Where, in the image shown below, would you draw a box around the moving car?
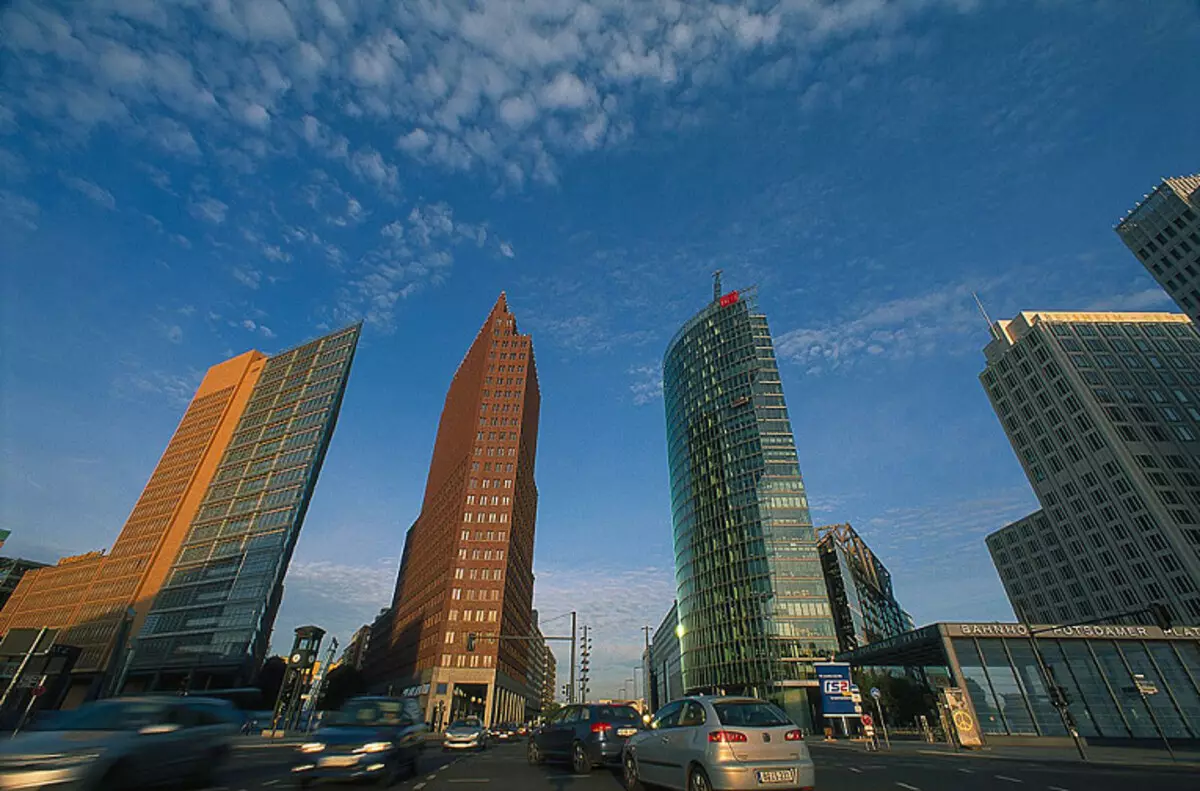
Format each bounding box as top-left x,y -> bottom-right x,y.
443,717 -> 487,751
621,696 -> 815,791
0,695 -> 238,790
292,695 -> 426,787
490,723 -> 519,742
527,703 -> 644,774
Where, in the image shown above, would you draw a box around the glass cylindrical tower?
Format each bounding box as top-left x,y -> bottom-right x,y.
663,286 -> 837,726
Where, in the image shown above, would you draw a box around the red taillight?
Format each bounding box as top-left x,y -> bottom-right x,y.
590,722 -> 613,734
708,730 -> 748,743
785,730 -> 802,741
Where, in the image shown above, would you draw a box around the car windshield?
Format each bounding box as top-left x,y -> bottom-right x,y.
328,700 -> 404,727
712,701 -> 792,727
38,700 -> 170,731
450,718 -> 481,729
595,706 -> 642,722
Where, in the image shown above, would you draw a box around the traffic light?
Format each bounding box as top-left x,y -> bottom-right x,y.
1148,602 -> 1173,632
467,633 -> 476,652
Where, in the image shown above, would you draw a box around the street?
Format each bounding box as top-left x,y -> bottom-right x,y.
206,740 -> 1199,791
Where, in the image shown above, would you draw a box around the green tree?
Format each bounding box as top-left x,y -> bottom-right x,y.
852,670 -> 937,727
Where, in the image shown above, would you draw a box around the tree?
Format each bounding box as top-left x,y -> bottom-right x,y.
852,670 -> 937,727
319,665 -> 367,711
256,656 -> 288,710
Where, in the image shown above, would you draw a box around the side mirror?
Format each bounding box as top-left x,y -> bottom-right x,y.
139,723 -> 181,735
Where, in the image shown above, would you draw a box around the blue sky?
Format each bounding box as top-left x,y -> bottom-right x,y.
2,0 -> 1198,698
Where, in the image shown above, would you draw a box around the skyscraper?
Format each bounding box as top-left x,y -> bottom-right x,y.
662,281 -> 837,729
367,294 -> 539,727
981,311 -> 1200,627
0,326 -> 359,703
1116,175 -> 1200,322
816,523 -> 914,653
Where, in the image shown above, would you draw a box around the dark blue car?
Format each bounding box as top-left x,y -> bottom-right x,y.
293,696 -> 426,787
527,703 -> 644,774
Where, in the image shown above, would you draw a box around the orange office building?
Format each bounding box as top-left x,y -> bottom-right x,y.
0,326 -> 359,704
366,294 -> 540,727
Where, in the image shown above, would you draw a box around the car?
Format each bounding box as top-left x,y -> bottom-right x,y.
443,717 -> 487,751
292,695 -> 427,787
621,696 -> 815,791
0,695 -> 238,790
490,723 -> 518,742
527,703 -> 644,774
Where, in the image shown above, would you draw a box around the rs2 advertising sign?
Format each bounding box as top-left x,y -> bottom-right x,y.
815,662 -> 857,717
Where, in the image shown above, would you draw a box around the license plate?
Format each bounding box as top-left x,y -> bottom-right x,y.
757,769 -> 796,784
319,755 -> 360,767
617,728 -> 638,737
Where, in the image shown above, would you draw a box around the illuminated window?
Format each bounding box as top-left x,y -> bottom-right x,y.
489,610 -> 497,622
455,568 -> 464,579
452,588 -> 461,600
445,631 -> 456,644
463,513 -> 472,522
442,654 -> 451,666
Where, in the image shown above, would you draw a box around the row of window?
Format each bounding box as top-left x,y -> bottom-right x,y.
450,587 -> 501,601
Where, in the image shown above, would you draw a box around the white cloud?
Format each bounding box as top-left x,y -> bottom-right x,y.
396,128 -> 431,153
498,96 -> 538,129
499,241 -> 515,258
232,267 -> 262,288
541,72 -> 592,109
628,364 -> 664,406
349,148 -> 400,189
262,244 -> 292,262
188,196 -> 228,224
1083,287 -> 1176,312
164,324 -> 183,344
0,189 -> 39,231
60,174 -> 116,209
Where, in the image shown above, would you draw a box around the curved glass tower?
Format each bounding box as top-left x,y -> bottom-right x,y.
663,285 -> 836,725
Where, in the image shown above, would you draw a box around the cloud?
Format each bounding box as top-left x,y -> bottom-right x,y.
628,365 -> 664,406
499,241 -> 515,259
165,324 -> 183,344
112,362 -> 203,409
59,173 -> 116,209
188,196 -> 228,224
262,244 -> 292,263
1083,287 -> 1176,312
273,558 -> 398,656
0,189 -> 39,231
349,148 -> 400,190
232,267 -> 262,288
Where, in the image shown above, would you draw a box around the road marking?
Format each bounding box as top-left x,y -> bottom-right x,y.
448,781 -> 490,784
262,782 -> 278,788
1048,787 -> 1069,791
849,767 -> 863,773
414,784 -> 426,790
995,776 -> 1022,784
440,764 -> 451,770
427,775 -> 438,780
959,768 -> 974,773
896,783 -> 921,791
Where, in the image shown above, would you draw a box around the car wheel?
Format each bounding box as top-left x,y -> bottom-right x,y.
622,752 -> 646,791
571,741 -> 591,775
375,759 -> 399,787
527,741 -> 544,765
99,761 -> 134,791
688,765 -> 712,791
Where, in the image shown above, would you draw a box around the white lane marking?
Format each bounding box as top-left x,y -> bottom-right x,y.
414,784 -> 426,790
262,782 -> 278,788
995,777 -> 1023,784
849,767 -> 863,773
440,764 -> 451,770
959,768 -> 974,773
896,783 -> 921,791
1048,787 -> 1069,791
427,775 -> 438,780
448,781 -> 490,784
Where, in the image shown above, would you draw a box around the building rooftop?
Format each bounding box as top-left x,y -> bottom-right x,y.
1115,174 -> 1200,229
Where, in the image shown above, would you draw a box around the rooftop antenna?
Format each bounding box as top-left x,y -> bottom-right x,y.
973,291 -> 1002,341
713,269 -> 723,302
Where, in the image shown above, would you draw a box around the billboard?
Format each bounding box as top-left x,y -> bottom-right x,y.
815,662 -> 857,717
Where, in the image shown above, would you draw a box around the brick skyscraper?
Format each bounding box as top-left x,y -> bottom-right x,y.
366,294 -> 539,727
0,326 -> 359,703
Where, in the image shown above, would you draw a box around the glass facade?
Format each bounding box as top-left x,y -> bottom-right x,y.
817,523 -> 915,653
131,326 -> 359,680
663,289 -> 837,703
951,635 -> 1200,738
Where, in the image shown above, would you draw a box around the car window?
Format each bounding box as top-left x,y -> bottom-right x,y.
651,701 -> 684,730
596,706 -> 642,722
712,700 -> 792,727
678,701 -> 707,728
561,706 -> 580,724
167,704 -> 200,728
578,707 -> 591,721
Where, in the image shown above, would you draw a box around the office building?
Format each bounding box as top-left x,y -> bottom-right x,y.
524,610 -> 547,719
1116,175 -> 1200,322
340,625 -> 372,671
540,643 -> 556,710
118,325 -> 359,691
0,329 -> 356,704
646,602 -> 683,712
0,557 -> 48,612
367,294 -> 540,728
816,523 -> 915,653
662,280 -> 837,728
838,621 -> 1200,742
981,311 -> 1200,627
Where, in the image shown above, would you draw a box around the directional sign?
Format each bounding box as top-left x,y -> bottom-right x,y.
870,687 -> 881,700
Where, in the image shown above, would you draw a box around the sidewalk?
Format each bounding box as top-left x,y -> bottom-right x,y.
809,736 -> 1200,770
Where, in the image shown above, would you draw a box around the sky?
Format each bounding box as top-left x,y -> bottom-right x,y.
1,0 -> 1199,700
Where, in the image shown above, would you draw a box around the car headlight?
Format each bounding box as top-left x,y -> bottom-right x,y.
299,742 -> 326,753
355,742 -> 393,754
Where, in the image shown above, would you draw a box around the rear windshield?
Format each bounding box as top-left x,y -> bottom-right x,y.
712,701 -> 792,728
594,706 -> 641,722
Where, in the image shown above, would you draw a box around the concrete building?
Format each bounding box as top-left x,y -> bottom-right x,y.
524,611 -> 547,720
1116,175 -> 1200,322
662,279 -> 837,728
340,625 -> 372,671
366,294 -> 540,728
0,558 -> 48,612
0,325 -> 360,704
540,643 -> 556,711
816,523 -> 915,653
981,311 -> 1200,628
838,621 -> 1200,742
646,602 -> 683,713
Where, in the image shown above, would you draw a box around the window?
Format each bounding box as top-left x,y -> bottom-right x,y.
445,631 -> 456,644
452,588 -> 461,600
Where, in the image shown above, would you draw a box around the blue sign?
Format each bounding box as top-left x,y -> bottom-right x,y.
870,687 -> 881,700
815,662 -> 856,717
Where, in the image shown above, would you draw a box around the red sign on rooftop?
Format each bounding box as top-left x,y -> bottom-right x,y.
719,291 -> 740,308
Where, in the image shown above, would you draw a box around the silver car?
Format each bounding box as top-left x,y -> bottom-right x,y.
0,696 -> 238,790
442,717 -> 487,751
622,697 -> 815,791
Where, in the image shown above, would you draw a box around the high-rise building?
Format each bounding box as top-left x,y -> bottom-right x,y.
816,523 -> 914,653
0,326 -> 359,704
340,625 -> 372,671
525,610 -> 546,719
0,557 -> 48,612
1116,175 -> 1200,322
661,281 -> 837,729
119,325 -> 359,691
980,311 -> 1200,627
646,602 -> 682,713
540,643 -> 556,710
367,294 -> 539,728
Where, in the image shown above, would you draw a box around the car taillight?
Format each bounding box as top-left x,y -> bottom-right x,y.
591,722 -> 613,734
708,730 -> 748,743
785,730 -> 803,741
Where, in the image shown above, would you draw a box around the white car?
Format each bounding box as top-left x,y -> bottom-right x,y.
622,696 -> 815,791
443,717 -> 488,751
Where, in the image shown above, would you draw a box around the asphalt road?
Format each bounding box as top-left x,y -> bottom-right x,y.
206,740 -> 1199,791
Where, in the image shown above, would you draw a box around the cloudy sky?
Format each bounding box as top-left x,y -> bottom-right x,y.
2,0 -> 1198,698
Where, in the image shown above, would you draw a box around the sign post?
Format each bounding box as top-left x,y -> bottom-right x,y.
815,663 -> 857,740
869,686 -> 890,750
